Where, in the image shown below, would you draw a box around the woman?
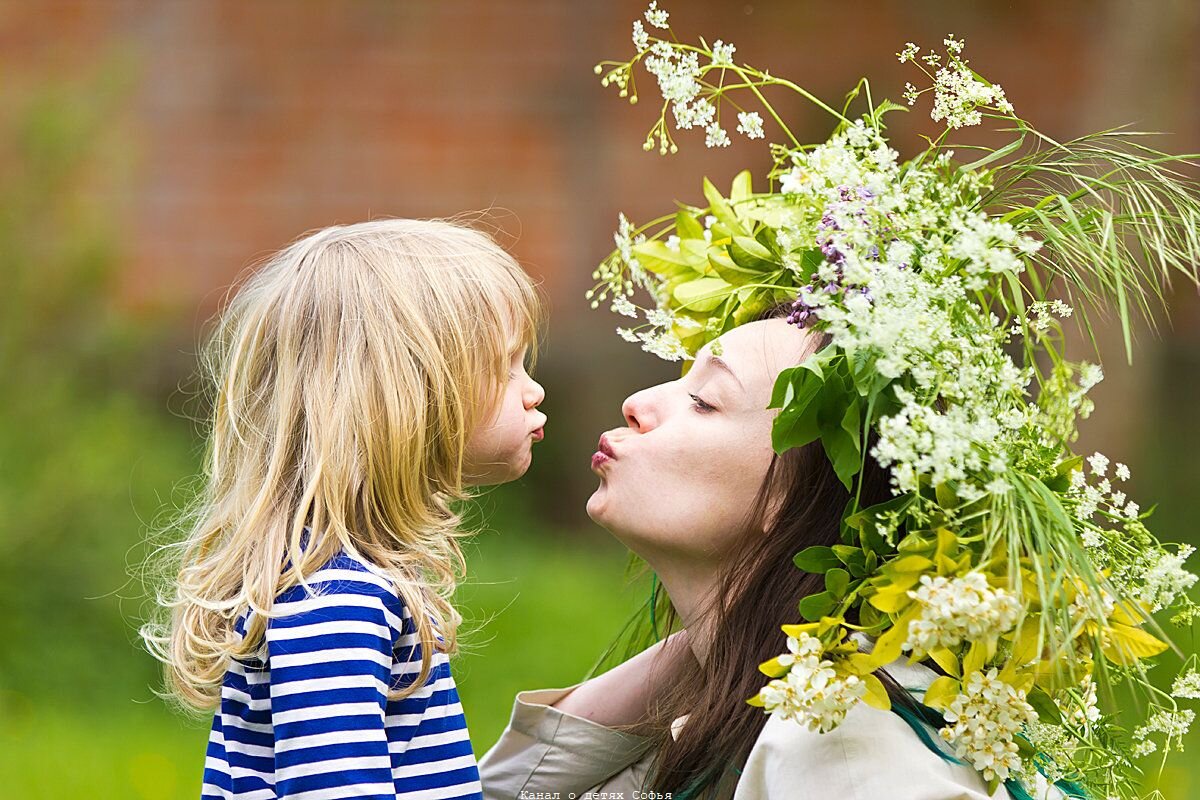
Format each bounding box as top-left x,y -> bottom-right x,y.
478,311 -> 1050,799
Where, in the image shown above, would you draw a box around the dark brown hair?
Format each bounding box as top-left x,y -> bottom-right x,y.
640,314 -> 926,799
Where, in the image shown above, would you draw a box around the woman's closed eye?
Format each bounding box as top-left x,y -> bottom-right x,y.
689,393 -> 717,413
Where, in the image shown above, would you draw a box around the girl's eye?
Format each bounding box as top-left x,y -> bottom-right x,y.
689,393 -> 716,413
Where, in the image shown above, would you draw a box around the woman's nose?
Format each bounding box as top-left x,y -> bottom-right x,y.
621,388 -> 655,432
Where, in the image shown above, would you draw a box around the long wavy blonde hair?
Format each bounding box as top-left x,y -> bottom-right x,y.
141,217 -> 542,712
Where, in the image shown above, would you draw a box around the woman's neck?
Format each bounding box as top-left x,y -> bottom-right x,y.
649,558 -> 720,667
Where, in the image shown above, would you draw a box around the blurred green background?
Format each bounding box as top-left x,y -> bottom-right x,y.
1,2 -> 1198,798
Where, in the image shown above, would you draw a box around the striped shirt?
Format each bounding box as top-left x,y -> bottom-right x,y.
201,549 -> 483,800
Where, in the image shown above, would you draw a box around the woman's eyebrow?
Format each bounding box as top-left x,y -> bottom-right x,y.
703,354 -> 743,389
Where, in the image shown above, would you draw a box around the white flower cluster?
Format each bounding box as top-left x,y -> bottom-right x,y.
904,571 -> 1022,655
644,0 -> 669,29
1173,669 -> 1200,700
644,41 -> 701,105
946,211 -> 1040,290
1021,721 -> 1076,785
1055,674 -> 1102,728
770,124 -> 1046,496
931,63 -> 1013,129
1136,545 -> 1198,612
1131,709 -> 1195,757
897,38 -> 1014,128
736,111 -> 764,140
939,668 -> 1037,782
757,633 -> 866,733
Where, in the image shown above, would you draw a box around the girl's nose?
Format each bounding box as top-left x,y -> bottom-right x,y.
524,378 -> 545,409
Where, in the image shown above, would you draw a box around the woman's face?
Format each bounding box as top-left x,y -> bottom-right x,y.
587,318 -> 816,568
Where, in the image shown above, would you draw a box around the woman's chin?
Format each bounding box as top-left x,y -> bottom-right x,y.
585,484 -> 609,524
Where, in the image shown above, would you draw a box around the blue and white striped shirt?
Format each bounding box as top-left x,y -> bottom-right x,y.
201,549 -> 483,800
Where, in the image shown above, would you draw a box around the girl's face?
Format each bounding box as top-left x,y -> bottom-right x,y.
464,344 -> 546,486
586,319 -> 816,568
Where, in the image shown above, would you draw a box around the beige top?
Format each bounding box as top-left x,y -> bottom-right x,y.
479,658 -> 1066,800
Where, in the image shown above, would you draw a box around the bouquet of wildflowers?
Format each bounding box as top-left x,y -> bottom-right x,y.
593,5 -> 1200,798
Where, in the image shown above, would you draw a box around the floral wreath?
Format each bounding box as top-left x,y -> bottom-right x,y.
591,5 -> 1200,798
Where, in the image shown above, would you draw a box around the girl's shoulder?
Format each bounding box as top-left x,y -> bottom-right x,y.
279,548 -> 408,620
234,548 -> 411,643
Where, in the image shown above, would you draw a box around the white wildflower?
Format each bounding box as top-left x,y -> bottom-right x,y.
616,327 -> 639,343
904,571 -> 1022,655
736,111 -> 765,140
611,295 -> 638,318
756,633 -> 866,734
897,43 -> 919,63
930,63 -> 1012,129
665,235 -> 680,252
637,328 -> 689,362
632,20 -> 649,51
1087,452 -> 1109,477
940,668 -> 1037,782
1115,462 -> 1131,481
705,122 -> 731,148
711,39 -> 736,66
1136,545 -> 1197,611
644,1 -> 669,29
1132,709 -> 1195,757
1172,669 -> 1200,700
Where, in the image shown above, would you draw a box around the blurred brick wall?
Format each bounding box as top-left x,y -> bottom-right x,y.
2,0 -> 1197,523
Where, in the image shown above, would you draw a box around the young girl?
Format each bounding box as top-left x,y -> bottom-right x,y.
141,218 -> 546,800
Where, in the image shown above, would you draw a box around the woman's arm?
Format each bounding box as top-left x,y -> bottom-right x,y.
551,628 -> 694,733
479,631 -> 694,799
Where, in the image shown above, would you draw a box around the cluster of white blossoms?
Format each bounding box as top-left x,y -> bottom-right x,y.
939,668 -> 1037,782
1055,674 -> 1101,728
1173,669 -> 1200,700
1131,708 -> 1195,758
770,122 -> 1049,497
898,36 -> 1013,129
1136,545 -> 1198,612
904,572 -> 1023,655
757,633 -> 866,733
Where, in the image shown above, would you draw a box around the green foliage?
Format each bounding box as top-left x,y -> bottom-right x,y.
0,68 -> 196,697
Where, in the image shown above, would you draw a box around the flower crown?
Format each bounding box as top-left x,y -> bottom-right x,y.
592,5 -> 1200,797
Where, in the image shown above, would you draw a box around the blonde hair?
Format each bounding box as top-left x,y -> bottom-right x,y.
141,217 -> 542,712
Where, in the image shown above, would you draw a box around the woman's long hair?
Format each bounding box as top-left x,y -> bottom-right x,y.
642,310 -> 923,799
140,218 -> 542,713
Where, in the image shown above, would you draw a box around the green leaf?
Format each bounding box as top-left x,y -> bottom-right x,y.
825,567 -> 850,598
729,236 -> 777,270
708,249 -> 761,285
1026,689 -> 1063,725
675,209 -> 704,240
799,590 -> 836,621
730,169 -> 753,204
758,655 -> 793,678
793,545 -> 840,573
673,277 -> 732,312
922,676 -> 960,711
632,240 -> 701,277
702,176 -> 747,237
861,673 -> 891,710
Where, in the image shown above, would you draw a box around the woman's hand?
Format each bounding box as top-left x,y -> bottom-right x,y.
551,628 -> 695,734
